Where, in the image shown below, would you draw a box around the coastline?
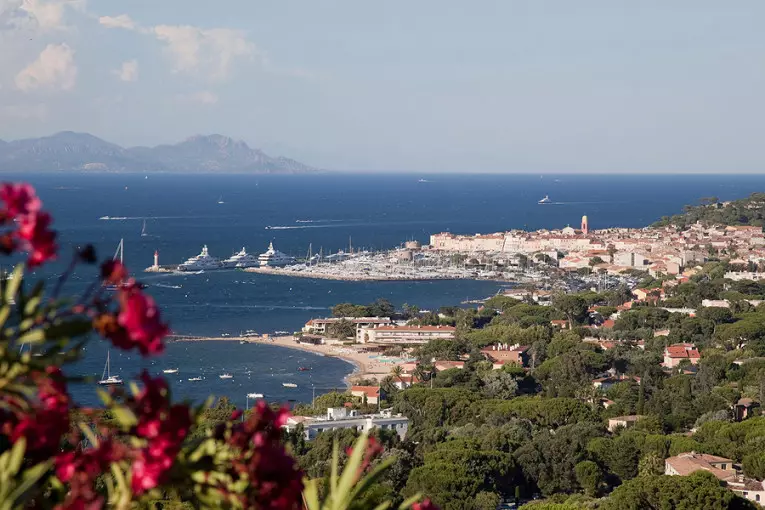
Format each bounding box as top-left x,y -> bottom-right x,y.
245,266 -> 512,283
169,335 -> 392,384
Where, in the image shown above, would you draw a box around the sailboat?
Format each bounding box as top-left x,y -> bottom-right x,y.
141,220 -> 148,237
217,196 -> 225,204
98,351 -> 123,385
106,239 -> 124,291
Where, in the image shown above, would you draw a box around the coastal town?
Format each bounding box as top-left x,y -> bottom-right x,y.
223,196 -> 765,508
242,205 -> 765,287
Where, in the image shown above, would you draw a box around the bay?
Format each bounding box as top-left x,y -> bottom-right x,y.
4,172 -> 765,408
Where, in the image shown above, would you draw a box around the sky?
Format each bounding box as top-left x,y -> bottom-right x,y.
0,1 -> 764,173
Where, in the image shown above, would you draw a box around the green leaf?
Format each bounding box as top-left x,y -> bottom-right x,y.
335,434 -> 368,510
7,439 -> 25,474
6,461 -> 51,508
0,306 -> 10,330
398,494 -> 422,510
3,265 -> 23,304
302,479 -> 320,510
17,329 -> 44,345
112,406 -> 138,429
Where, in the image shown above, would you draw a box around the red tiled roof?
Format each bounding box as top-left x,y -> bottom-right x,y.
666,344 -> 700,359
350,386 -> 381,398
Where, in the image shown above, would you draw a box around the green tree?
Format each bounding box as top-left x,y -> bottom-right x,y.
743,451 -> 765,480
602,471 -> 756,510
553,295 -> 588,327
474,492 -> 502,510
574,460 -> 604,497
637,452 -> 664,477
480,370 -> 519,399
327,318 -> 356,339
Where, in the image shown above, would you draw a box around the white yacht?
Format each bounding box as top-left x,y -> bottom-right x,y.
282,382 -> 297,388
178,245 -> 221,271
222,248 -> 260,268
98,351 -> 123,386
538,195 -> 552,204
258,242 -> 296,267
163,368 -> 178,374
219,373 -> 233,379
188,376 -> 203,382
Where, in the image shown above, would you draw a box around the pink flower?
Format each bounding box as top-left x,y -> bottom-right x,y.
17,210 -> 57,267
56,439 -> 125,509
226,400 -> 304,509
412,499 -> 439,510
8,367 -> 70,461
117,282 -> 169,355
100,259 -> 127,285
129,372 -> 191,494
0,183 -> 41,218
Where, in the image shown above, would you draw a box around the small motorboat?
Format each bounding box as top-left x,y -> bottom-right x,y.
247,392 -> 264,399
188,377 -> 203,382
298,367 -> 311,372
163,368 -> 179,374
219,373 -> 233,380
282,383 -> 297,388
538,195 -> 552,204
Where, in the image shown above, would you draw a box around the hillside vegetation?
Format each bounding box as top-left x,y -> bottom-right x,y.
653,193 -> 765,228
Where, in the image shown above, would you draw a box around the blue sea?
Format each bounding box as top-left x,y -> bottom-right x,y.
4,172 -> 765,408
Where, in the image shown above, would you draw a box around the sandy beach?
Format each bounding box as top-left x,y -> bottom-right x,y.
169,334 -> 395,383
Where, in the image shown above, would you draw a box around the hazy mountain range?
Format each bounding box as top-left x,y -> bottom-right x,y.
0,132 -> 318,173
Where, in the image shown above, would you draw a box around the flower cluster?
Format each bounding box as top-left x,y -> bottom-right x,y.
0,183 -> 57,267
94,261 -> 169,355
129,372 -> 192,494
1,367 -> 71,462
56,439 -> 127,509
0,181 -> 433,510
225,400 -> 304,509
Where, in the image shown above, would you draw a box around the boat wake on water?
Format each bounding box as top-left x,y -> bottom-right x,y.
294,219 -> 349,223
153,283 -> 183,289
99,215 -> 236,221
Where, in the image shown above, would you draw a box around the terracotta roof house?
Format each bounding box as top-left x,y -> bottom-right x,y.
350,386 -> 384,405
663,343 -> 701,368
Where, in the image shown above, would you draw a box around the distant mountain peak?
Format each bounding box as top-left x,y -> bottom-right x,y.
0,132 -> 317,173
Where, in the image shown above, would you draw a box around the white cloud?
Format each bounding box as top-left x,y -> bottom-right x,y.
176,90 -> 218,105
15,43 -> 76,91
97,14 -> 260,82
0,0 -> 82,31
98,13 -> 135,30
153,25 -> 256,81
113,59 -> 138,81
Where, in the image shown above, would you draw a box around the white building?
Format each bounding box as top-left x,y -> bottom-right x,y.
282,407 -> 409,441
303,317 -> 393,341
358,325 -> 456,344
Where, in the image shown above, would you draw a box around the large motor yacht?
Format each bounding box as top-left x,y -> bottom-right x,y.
258,242 -> 296,267
177,245 -> 222,271
222,248 -> 261,268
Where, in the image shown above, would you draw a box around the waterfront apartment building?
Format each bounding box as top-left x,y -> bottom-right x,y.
282,407 -> 409,441
302,317 -> 392,341
358,325 -> 456,345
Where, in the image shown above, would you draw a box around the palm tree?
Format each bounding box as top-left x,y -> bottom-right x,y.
391,365 -> 404,386
380,375 -> 396,394
412,365 -> 426,385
